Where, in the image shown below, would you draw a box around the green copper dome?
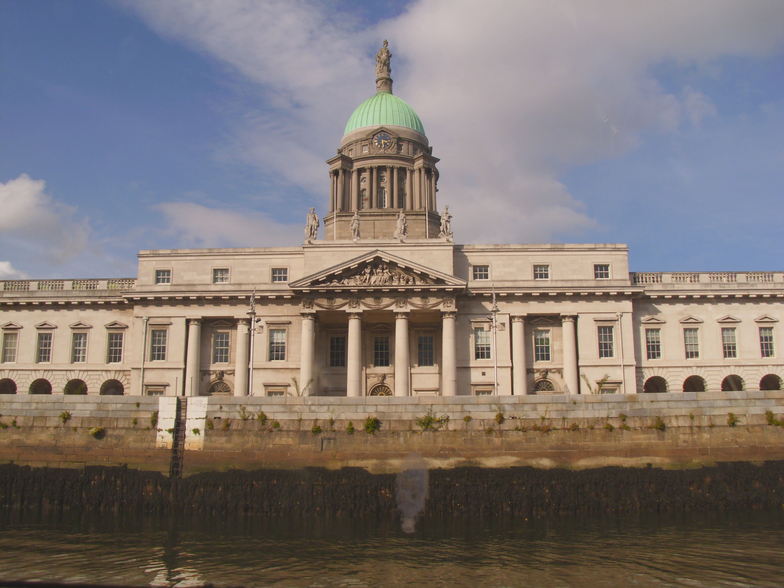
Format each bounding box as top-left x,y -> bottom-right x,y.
343,92 -> 425,136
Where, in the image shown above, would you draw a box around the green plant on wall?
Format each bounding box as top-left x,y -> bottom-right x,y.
364,416 -> 381,434
727,412 -> 740,427
311,424 -> 322,435
257,411 -> 268,426
290,377 -> 313,397
346,421 -> 355,434
59,411 -> 71,425
416,409 -> 449,431
150,411 -> 158,429
89,427 -> 105,439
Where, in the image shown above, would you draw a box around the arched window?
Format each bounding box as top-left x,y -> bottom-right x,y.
206,381 -> 231,396
683,375 -> 706,393
0,379 -> 17,394
29,379 -> 52,395
643,376 -> 668,393
760,374 -> 782,391
533,379 -> 555,393
64,379 -> 87,395
369,384 -> 392,396
721,375 -> 744,391
99,379 -> 124,395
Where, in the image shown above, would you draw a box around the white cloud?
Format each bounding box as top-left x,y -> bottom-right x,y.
0,174 -> 89,264
156,202 -> 301,248
128,0 -> 784,243
0,261 -> 27,280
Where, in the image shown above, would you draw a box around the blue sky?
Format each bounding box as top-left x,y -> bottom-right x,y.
1,0 -> 783,278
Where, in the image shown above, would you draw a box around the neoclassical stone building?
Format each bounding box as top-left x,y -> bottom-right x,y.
1,44 -> 782,399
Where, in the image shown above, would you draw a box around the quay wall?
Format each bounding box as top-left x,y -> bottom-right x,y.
1,392 -> 784,474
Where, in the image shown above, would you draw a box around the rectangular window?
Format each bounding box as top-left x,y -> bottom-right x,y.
474,327 -> 491,360
212,268 -> 229,284
472,265 -> 489,280
268,328 -> 286,361
598,325 -> 614,358
418,335 -> 434,367
329,335 -> 346,368
374,336 -> 390,367
106,332 -> 124,363
533,264 -> 550,280
36,332 -> 52,363
645,328 -> 661,360
684,328 -> 699,359
2,332 -> 18,363
533,329 -> 551,362
212,332 -> 230,363
154,269 -> 171,284
71,332 -> 87,363
760,327 -> 775,358
150,329 -> 167,361
721,327 -> 737,359
271,268 -> 288,283
594,264 -> 610,279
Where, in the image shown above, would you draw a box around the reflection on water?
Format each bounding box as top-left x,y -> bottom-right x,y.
0,509 -> 783,587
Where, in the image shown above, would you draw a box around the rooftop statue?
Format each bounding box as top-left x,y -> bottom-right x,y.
439,206 -> 453,240
376,40 -> 391,79
394,210 -> 408,241
350,211 -> 360,241
304,207 -> 319,242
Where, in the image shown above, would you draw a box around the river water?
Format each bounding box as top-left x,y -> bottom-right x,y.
0,509 -> 782,587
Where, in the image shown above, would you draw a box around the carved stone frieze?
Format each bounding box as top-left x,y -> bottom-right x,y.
313,260 -> 437,288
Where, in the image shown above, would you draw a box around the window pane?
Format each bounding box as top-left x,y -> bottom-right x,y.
212,268 -> 229,284
534,329 -> 551,362
760,327 -> 775,358
37,332 -> 52,363
107,332 -> 124,363
533,265 -> 549,279
374,336 -> 390,366
418,335 -> 434,366
721,327 -> 737,359
155,270 -> 171,284
472,265 -> 489,280
2,333 -> 17,363
71,332 -> 87,363
645,328 -> 661,360
329,335 -> 346,367
150,329 -> 167,361
269,329 -> 286,361
213,332 -> 230,363
594,264 -> 610,279
684,328 -> 699,359
271,268 -> 288,282
474,327 -> 491,360
598,326 -> 614,358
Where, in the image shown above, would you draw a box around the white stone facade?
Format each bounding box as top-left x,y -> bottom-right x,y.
0,45 -> 781,398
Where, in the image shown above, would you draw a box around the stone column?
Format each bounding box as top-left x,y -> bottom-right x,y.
184,319 -> 201,397
337,169 -> 345,211
347,312 -> 362,397
299,313 -> 316,396
561,315 -> 579,394
329,172 -> 335,212
413,168 -> 420,209
394,312 -> 410,397
234,319 -> 250,396
512,315 -> 527,396
351,169 -> 360,211
370,167 -> 377,209
391,167 -> 398,208
441,311 -> 457,396
406,169 -> 413,209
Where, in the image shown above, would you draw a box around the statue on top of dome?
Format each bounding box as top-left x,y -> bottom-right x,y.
376,40 -> 391,79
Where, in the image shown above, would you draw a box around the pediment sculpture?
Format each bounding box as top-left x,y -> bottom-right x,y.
314,260 -> 437,287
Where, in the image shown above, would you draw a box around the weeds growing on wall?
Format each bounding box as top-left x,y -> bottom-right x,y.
257,411 -> 268,426
89,427 -> 105,439
311,424 -> 322,435
364,416 -> 381,434
727,413 -> 740,427
765,410 -> 782,426
416,409 -> 449,431
150,411 -> 158,429
59,411 -> 71,425
346,421 -> 355,434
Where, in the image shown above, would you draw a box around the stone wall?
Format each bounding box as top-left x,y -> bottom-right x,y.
2,392 -> 784,475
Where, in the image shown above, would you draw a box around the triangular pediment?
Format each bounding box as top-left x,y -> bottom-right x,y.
69,321 -> 93,330
717,315 -> 741,324
290,250 -> 466,291
35,321 -> 57,329
755,314 -> 778,323
641,316 -> 666,324
679,315 -> 703,324
104,321 -> 128,329
1,321 -> 22,330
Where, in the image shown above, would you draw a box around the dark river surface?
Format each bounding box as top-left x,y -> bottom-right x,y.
0,509 -> 783,587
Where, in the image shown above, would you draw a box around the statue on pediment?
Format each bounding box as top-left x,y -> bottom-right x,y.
304,208 -> 319,242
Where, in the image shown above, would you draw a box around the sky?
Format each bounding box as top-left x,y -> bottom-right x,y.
1,0 -> 783,279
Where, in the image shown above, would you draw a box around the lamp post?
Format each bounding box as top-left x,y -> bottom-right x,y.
247,291 -> 262,396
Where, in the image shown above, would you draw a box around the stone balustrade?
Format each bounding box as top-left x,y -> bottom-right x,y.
0,278 -> 136,295
630,271 -> 781,286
